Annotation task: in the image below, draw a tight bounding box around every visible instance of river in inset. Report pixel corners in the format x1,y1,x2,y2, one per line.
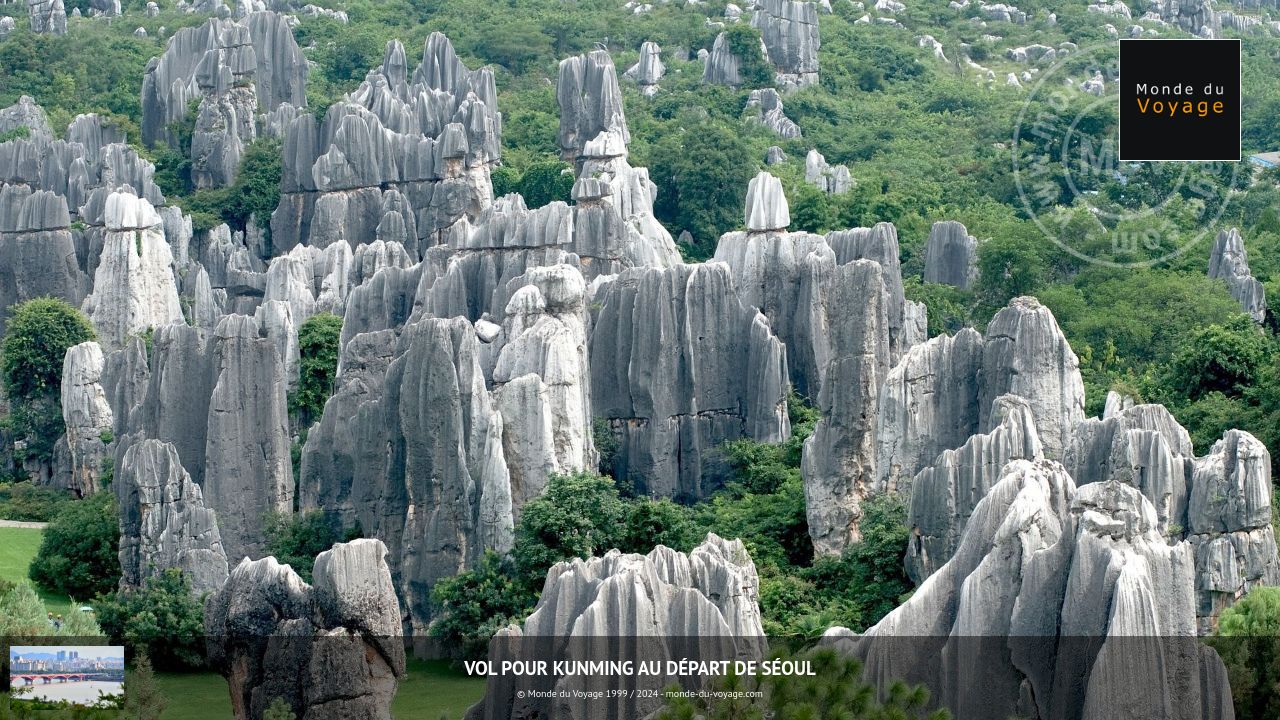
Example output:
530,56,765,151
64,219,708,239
11,680,123,706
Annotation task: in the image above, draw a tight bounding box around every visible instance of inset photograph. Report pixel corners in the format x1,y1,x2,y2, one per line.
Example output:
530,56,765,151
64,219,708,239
7,645,125,708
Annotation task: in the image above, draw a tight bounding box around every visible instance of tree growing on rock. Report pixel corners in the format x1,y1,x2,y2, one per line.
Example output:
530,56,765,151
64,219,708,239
290,313,343,428
1,298,96,474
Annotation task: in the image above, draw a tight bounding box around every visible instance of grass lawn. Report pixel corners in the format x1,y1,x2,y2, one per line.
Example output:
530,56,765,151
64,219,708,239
0,525,76,616
157,659,485,720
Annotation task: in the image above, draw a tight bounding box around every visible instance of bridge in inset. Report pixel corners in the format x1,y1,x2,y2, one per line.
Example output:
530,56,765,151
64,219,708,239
10,673,91,685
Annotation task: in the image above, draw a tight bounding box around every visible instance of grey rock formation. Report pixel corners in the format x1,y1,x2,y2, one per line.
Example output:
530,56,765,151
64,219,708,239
744,171,789,231
747,88,801,138
300,317,512,635
81,191,185,349
0,96,53,142
469,534,764,720
876,296,1084,491
1187,430,1280,632
833,460,1235,720
800,259,891,553
205,539,405,720
589,263,790,500
905,394,1043,582
702,31,748,86
126,316,292,563
116,439,229,595
28,0,67,35
765,145,787,164
203,314,293,562
1208,227,1266,323
803,149,851,194
624,41,665,96
272,33,500,254
0,186,87,337
492,265,595,517
751,0,820,89
1103,388,1135,418
142,12,307,150
558,49,629,163
922,220,977,289
58,342,115,497
0,17,14,40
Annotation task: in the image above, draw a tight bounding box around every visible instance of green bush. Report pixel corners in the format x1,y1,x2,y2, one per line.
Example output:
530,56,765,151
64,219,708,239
1209,586,1280,719
512,471,628,591
95,569,206,671
290,312,343,426
0,481,74,522
263,510,347,583
0,581,103,637
28,492,120,600
722,24,773,88
1,297,96,402
430,551,535,662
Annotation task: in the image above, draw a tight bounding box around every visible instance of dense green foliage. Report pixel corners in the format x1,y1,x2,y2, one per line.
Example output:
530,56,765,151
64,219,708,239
28,491,121,600
291,312,344,426
0,579,102,637
0,481,74,521
2,298,96,402
1209,586,1280,719
657,647,949,720
263,509,357,583
96,569,208,671
179,137,284,237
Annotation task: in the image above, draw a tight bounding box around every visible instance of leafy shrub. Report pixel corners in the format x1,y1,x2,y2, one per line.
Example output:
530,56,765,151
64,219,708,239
1209,586,1280,718
1,297,96,402
29,492,121,600
263,510,347,583
512,471,628,591
0,481,74,522
290,312,343,426
95,569,206,671
0,581,102,637
430,551,535,662
722,24,773,88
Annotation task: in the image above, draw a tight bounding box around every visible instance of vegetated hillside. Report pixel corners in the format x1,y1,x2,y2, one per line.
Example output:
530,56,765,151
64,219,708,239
1,0,1279,716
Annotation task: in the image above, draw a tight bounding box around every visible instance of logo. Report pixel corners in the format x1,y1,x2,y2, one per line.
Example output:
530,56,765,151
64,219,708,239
1119,39,1241,161
1013,42,1243,269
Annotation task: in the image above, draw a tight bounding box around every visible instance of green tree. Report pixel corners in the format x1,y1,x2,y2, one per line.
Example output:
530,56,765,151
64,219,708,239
95,569,207,671
430,551,535,661
649,123,755,256
722,24,773,87
0,581,101,637
29,491,121,600
2,297,96,402
291,313,343,426
263,510,344,583
518,160,574,208
262,697,297,720
1167,315,1272,400
618,498,699,554
123,651,168,720
513,472,627,591
1209,586,1280,719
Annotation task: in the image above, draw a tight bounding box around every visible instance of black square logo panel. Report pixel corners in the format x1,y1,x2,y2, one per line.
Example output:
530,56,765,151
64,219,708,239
1119,39,1241,162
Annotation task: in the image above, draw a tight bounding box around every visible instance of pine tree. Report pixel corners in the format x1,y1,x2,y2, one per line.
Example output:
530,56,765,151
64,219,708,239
124,651,168,720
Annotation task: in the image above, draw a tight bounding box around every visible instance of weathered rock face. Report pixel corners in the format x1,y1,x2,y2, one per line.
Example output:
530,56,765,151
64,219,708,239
751,0,820,89
744,171,789,232
0,96,54,142
142,12,307,153
1187,430,1280,632
0,186,87,337
468,534,764,720
81,191,185,349
876,296,1084,491
558,49,681,270
116,439,229,595
205,539,406,720
1208,227,1266,323
492,265,595,517
922,220,977,289
58,342,115,497
300,317,513,635
702,32,747,87
905,394,1043,582
590,263,790,500
801,259,890,553
831,460,1234,720
624,41,665,96
28,0,67,35
272,33,499,255
747,89,801,139
804,149,851,194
